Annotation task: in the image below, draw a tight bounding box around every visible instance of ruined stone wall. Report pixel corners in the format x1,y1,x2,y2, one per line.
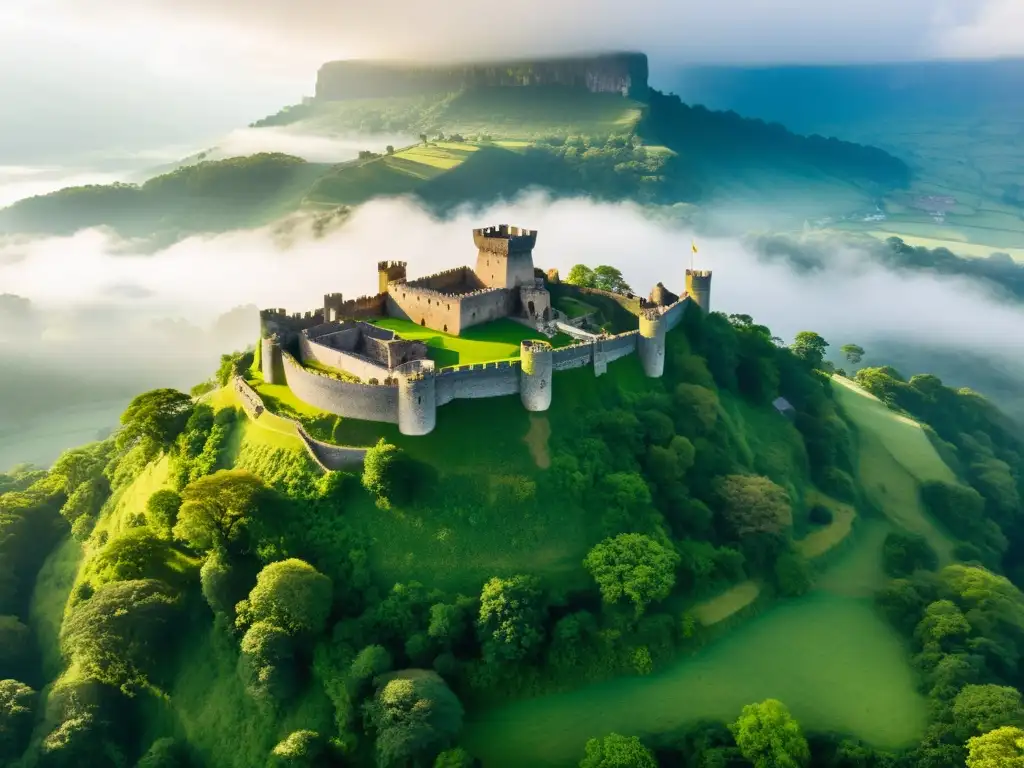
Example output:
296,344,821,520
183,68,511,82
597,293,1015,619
599,331,640,362
282,353,399,423
434,362,521,406
571,285,645,315
325,292,388,322
308,323,362,351
299,336,388,382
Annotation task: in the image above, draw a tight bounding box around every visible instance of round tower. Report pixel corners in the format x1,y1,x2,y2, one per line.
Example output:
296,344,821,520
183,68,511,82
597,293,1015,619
638,310,666,378
398,373,437,436
519,340,553,412
261,336,284,385
685,269,713,313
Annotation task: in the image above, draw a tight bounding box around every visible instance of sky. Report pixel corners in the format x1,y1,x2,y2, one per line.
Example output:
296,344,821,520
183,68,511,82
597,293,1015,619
1,0,1022,162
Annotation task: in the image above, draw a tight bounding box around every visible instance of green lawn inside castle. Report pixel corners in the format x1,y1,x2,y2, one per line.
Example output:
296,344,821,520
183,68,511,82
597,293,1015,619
256,223,712,439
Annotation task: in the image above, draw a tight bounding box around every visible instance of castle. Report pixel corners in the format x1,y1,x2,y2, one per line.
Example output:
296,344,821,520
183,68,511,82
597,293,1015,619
259,225,712,436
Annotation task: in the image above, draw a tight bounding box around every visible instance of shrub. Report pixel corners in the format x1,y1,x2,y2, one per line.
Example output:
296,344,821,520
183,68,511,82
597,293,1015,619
808,504,833,526
241,559,332,636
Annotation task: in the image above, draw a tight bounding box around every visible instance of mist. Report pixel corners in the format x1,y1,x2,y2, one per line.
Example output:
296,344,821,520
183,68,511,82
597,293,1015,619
3,192,1023,407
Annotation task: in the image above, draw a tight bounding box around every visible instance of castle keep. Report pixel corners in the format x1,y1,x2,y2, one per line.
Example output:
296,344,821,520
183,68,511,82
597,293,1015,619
259,225,712,436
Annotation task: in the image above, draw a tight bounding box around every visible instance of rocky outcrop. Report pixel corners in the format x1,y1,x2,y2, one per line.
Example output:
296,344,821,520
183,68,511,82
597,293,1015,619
315,52,649,101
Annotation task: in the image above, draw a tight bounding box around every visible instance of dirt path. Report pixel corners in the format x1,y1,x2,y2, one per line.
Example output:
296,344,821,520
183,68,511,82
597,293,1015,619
523,414,551,469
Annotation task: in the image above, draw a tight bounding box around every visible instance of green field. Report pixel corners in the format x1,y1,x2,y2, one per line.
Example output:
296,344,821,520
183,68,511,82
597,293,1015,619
827,115,1024,255
370,317,572,367
554,296,598,319
466,583,927,765
831,376,958,561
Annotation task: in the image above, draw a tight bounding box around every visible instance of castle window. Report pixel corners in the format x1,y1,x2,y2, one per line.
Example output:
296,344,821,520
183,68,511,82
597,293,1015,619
443,325,448,332
420,319,426,326
418,396,422,405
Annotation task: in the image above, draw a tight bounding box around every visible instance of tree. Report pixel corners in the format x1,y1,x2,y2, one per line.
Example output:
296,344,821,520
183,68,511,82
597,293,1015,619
954,685,1024,738
239,620,296,702
117,388,193,452
60,579,180,693
89,528,172,587
419,133,428,145
477,575,545,663
200,548,244,619
565,265,597,288
434,747,474,767
966,726,1024,767
882,532,939,578
773,552,811,597
240,559,332,636
146,490,182,538
840,344,865,365
715,475,793,537
0,617,31,679
0,680,35,763
269,730,329,767
580,733,656,768
362,439,416,505
790,332,829,368
174,470,267,553
365,670,464,768
583,534,679,616
593,266,632,294
729,699,810,768
386,145,395,155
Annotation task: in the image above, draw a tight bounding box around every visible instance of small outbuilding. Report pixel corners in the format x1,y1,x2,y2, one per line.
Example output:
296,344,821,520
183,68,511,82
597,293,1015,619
773,396,797,421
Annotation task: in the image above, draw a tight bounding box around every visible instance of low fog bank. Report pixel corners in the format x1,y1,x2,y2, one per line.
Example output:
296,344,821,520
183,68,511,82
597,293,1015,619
0,127,417,211
3,191,1023,468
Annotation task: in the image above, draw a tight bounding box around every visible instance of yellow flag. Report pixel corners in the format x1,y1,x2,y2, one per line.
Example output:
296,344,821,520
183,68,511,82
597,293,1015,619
691,241,698,254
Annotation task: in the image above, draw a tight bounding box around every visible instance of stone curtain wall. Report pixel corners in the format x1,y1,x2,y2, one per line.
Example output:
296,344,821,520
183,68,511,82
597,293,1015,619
308,323,362,351
662,296,689,331
412,267,482,294
551,343,593,371
282,353,400,423
233,377,366,470
435,362,521,406
386,287,464,334
458,289,514,331
299,335,390,382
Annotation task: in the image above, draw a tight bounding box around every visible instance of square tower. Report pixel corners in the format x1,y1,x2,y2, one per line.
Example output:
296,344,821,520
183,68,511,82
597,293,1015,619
472,225,538,289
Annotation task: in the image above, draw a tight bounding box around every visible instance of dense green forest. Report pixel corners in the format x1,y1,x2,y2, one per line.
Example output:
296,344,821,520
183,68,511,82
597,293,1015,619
0,86,908,239
2,295,1023,766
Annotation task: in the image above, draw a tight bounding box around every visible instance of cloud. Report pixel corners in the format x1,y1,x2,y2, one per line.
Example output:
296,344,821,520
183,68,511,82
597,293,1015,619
3,191,1023,363
934,0,1024,59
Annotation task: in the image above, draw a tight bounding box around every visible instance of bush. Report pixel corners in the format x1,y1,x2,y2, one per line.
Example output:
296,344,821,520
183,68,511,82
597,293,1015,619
0,680,36,763
0,617,31,680
362,440,417,505
882,532,939,578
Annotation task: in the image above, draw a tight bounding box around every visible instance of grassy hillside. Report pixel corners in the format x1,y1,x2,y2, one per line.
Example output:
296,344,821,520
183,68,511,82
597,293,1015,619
6,302,1024,767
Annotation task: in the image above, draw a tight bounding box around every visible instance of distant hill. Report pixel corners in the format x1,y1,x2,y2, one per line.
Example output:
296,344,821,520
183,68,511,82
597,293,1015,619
0,54,911,239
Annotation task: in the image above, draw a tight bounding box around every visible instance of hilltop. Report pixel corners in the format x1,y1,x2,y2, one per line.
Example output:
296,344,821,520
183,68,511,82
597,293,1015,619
2,242,1024,766
0,53,909,239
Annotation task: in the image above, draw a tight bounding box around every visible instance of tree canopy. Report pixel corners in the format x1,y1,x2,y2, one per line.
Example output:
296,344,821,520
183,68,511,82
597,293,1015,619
240,559,333,636
729,699,810,768
583,534,679,616
173,470,268,553
364,670,463,768
580,733,657,768
117,389,193,452
477,575,546,664
966,726,1024,767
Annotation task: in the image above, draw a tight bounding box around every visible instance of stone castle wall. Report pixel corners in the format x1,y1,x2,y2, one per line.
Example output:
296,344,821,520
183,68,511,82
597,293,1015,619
434,361,521,406
281,352,400,423
233,377,367,470
299,335,388,382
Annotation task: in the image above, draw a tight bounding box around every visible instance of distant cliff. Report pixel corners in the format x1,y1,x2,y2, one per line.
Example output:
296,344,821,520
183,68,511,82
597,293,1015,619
315,52,649,100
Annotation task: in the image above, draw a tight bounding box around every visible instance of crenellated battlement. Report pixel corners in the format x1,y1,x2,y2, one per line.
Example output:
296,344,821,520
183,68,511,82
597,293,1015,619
473,224,538,255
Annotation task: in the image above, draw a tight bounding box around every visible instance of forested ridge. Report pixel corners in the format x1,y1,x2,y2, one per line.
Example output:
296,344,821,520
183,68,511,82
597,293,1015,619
1,300,1023,767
